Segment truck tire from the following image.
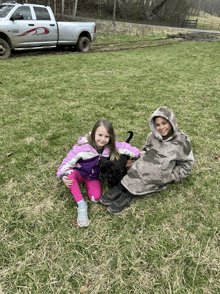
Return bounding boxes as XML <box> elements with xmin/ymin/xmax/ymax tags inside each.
<box><xmin>77</xmin><ymin>36</ymin><xmax>90</xmax><ymax>53</ymax></box>
<box><xmin>0</xmin><ymin>39</ymin><xmax>11</xmax><ymax>59</ymax></box>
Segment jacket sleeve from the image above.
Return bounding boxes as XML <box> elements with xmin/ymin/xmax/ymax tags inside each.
<box><xmin>115</xmin><ymin>141</ymin><xmax>140</xmax><ymax>158</ymax></box>
<box><xmin>171</xmin><ymin>135</ymin><xmax>194</xmax><ymax>182</ymax></box>
<box><xmin>57</xmin><ymin>145</ymin><xmax>82</xmax><ymax>178</ymax></box>
<box><xmin>171</xmin><ymin>152</ymin><xmax>194</xmax><ymax>182</ymax></box>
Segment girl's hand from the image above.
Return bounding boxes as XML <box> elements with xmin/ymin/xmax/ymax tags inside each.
<box><xmin>62</xmin><ymin>176</ymin><xmax>74</xmax><ymax>187</ymax></box>
<box><xmin>140</xmin><ymin>151</ymin><xmax>146</xmax><ymax>157</ymax></box>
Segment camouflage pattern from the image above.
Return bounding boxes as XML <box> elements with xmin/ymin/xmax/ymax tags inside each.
<box><xmin>121</xmin><ymin>107</ymin><xmax>194</xmax><ymax>195</ymax></box>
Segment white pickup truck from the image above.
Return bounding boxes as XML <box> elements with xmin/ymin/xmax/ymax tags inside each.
<box><xmin>0</xmin><ymin>1</ymin><xmax>96</xmax><ymax>58</ymax></box>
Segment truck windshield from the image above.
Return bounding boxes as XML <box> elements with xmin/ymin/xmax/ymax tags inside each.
<box><xmin>0</xmin><ymin>5</ymin><xmax>14</xmax><ymax>18</ymax></box>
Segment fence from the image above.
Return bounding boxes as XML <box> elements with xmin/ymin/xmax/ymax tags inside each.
<box><xmin>182</xmin><ymin>18</ymin><xmax>220</xmax><ymax>31</ymax></box>
<box><xmin>199</xmin><ymin>20</ymin><xmax>220</xmax><ymax>30</ymax></box>
<box><xmin>183</xmin><ymin>19</ymin><xmax>198</xmax><ymax>28</ymax></box>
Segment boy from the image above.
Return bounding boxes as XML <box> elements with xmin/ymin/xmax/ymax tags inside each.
<box><xmin>100</xmin><ymin>106</ymin><xmax>194</xmax><ymax>215</ymax></box>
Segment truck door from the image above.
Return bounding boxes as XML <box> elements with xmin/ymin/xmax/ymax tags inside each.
<box><xmin>33</xmin><ymin>6</ymin><xmax>57</xmax><ymax>46</ymax></box>
<box><xmin>10</xmin><ymin>6</ymin><xmax>38</xmax><ymax>47</ymax></box>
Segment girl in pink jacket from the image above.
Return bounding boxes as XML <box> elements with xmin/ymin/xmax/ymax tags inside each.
<box><xmin>57</xmin><ymin>119</ymin><xmax>140</xmax><ymax>227</ymax></box>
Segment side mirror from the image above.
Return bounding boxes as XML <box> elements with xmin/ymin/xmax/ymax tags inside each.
<box><xmin>10</xmin><ymin>13</ymin><xmax>24</xmax><ymax>21</ymax></box>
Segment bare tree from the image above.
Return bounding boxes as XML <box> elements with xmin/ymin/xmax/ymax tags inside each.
<box><xmin>113</xmin><ymin>0</ymin><xmax>116</xmax><ymax>26</ymax></box>
<box><xmin>151</xmin><ymin>0</ymin><xmax>170</xmax><ymax>16</ymax></box>
<box><xmin>62</xmin><ymin>0</ymin><xmax>64</xmax><ymax>15</ymax></box>
<box><xmin>54</xmin><ymin>0</ymin><xmax>56</xmax><ymax>15</ymax></box>
<box><xmin>73</xmin><ymin>0</ymin><xmax>78</xmax><ymax>18</ymax></box>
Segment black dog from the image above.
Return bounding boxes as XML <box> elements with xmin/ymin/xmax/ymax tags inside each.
<box><xmin>98</xmin><ymin>131</ymin><xmax>134</xmax><ymax>188</ymax></box>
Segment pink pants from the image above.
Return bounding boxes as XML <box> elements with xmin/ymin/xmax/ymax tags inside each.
<box><xmin>66</xmin><ymin>169</ymin><xmax>101</xmax><ymax>203</ymax></box>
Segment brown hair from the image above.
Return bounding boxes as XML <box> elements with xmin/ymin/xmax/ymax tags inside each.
<box><xmin>88</xmin><ymin>119</ymin><xmax>119</xmax><ymax>160</ymax></box>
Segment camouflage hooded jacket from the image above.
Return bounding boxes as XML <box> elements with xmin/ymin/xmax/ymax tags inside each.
<box><xmin>121</xmin><ymin>107</ymin><xmax>194</xmax><ymax>195</ymax></box>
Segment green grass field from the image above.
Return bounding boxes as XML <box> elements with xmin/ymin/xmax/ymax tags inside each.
<box><xmin>1</xmin><ymin>30</ymin><xmax>220</xmax><ymax>293</ymax></box>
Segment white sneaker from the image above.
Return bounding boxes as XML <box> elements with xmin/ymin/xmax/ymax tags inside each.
<box><xmin>91</xmin><ymin>196</ymin><xmax>99</xmax><ymax>203</ymax></box>
<box><xmin>77</xmin><ymin>205</ymin><xmax>90</xmax><ymax>227</ymax></box>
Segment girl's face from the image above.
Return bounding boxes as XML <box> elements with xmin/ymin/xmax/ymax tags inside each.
<box><xmin>95</xmin><ymin>125</ymin><xmax>110</xmax><ymax>148</ymax></box>
<box><xmin>155</xmin><ymin>117</ymin><xmax>172</xmax><ymax>139</ymax></box>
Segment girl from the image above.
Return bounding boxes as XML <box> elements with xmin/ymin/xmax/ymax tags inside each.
<box><xmin>100</xmin><ymin>107</ymin><xmax>194</xmax><ymax>215</ymax></box>
<box><xmin>57</xmin><ymin>119</ymin><xmax>140</xmax><ymax>227</ymax></box>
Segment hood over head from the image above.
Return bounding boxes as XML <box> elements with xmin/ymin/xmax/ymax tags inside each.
<box><xmin>149</xmin><ymin>106</ymin><xmax>180</xmax><ymax>141</ymax></box>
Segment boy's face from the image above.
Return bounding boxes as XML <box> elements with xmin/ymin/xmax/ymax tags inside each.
<box><xmin>155</xmin><ymin>117</ymin><xmax>172</xmax><ymax>139</ymax></box>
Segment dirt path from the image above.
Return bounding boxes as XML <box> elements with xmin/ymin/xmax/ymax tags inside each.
<box><xmin>10</xmin><ymin>32</ymin><xmax>219</xmax><ymax>59</ymax></box>
<box><xmin>91</xmin><ymin>32</ymin><xmax>219</xmax><ymax>52</ymax></box>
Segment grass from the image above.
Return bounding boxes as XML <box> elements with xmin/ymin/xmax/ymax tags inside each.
<box><xmin>189</xmin><ymin>11</ymin><xmax>220</xmax><ymax>31</ymax></box>
<box><xmin>0</xmin><ymin>28</ymin><xmax>220</xmax><ymax>293</ymax></box>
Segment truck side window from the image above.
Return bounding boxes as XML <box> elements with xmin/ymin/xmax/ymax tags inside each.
<box><xmin>34</xmin><ymin>7</ymin><xmax>51</xmax><ymax>20</ymax></box>
<box><xmin>12</xmin><ymin>6</ymin><xmax>32</xmax><ymax>20</ymax></box>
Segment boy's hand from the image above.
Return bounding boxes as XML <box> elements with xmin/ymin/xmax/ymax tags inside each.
<box><xmin>126</xmin><ymin>159</ymin><xmax>134</xmax><ymax>168</ymax></box>
<box><xmin>62</xmin><ymin>176</ymin><xmax>74</xmax><ymax>187</ymax></box>
<box><xmin>140</xmin><ymin>151</ymin><xmax>146</xmax><ymax>157</ymax></box>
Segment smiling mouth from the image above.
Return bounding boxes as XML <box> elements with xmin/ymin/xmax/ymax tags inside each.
<box><xmin>160</xmin><ymin>130</ymin><xmax>167</xmax><ymax>135</ymax></box>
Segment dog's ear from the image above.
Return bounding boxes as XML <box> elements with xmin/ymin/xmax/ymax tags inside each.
<box><xmin>101</xmin><ymin>159</ymin><xmax>110</xmax><ymax>166</ymax></box>
<box><xmin>102</xmin><ymin>163</ymin><xmax>111</xmax><ymax>172</ymax></box>
<box><xmin>99</xmin><ymin>159</ymin><xmax>110</xmax><ymax>169</ymax></box>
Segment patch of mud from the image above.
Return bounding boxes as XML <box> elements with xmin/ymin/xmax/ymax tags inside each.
<box><xmin>10</xmin><ymin>30</ymin><xmax>219</xmax><ymax>59</ymax></box>
<box><xmin>167</xmin><ymin>32</ymin><xmax>219</xmax><ymax>42</ymax></box>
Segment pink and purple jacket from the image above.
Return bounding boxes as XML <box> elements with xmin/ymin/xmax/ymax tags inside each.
<box><xmin>57</xmin><ymin>134</ymin><xmax>140</xmax><ymax>181</ymax></box>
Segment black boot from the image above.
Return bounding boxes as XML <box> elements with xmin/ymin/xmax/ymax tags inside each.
<box><xmin>107</xmin><ymin>191</ymin><xmax>135</xmax><ymax>215</ymax></box>
<box><xmin>99</xmin><ymin>185</ymin><xmax>123</xmax><ymax>206</ymax></box>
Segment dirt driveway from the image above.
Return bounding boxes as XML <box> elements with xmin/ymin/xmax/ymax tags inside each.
<box><xmin>10</xmin><ymin>18</ymin><xmax>220</xmax><ymax>58</ymax></box>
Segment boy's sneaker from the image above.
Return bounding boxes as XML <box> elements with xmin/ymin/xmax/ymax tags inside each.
<box><xmin>107</xmin><ymin>192</ymin><xmax>134</xmax><ymax>215</ymax></box>
<box><xmin>77</xmin><ymin>204</ymin><xmax>90</xmax><ymax>227</ymax></box>
<box><xmin>99</xmin><ymin>186</ymin><xmax>122</xmax><ymax>206</ymax></box>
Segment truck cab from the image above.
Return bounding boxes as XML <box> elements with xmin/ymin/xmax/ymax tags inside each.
<box><xmin>0</xmin><ymin>3</ymin><xmax>58</xmax><ymax>47</ymax></box>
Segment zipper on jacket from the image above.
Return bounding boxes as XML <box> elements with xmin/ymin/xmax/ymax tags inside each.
<box><xmin>88</xmin><ymin>168</ymin><xmax>95</xmax><ymax>179</ymax></box>
<box><xmin>96</xmin><ymin>154</ymin><xmax>102</xmax><ymax>165</ymax></box>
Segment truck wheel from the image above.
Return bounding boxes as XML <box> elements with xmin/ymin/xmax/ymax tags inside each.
<box><xmin>0</xmin><ymin>39</ymin><xmax>11</xmax><ymax>59</ymax></box>
<box><xmin>77</xmin><ymin>36</ymin><xmax>90</xmax><ymax>53</ymax></box>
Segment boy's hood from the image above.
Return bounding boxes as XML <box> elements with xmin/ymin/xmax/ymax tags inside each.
<box><xmin>149</xmin><ymin>106</ymin><xmax>180</xmax><ymax>141</ymax></box>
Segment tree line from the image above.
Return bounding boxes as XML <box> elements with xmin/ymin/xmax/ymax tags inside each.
<box><xmin>11</xmin><ymin>0</ymin><xmax>220</xmax><ymax>26</ymax></box>
<box><xmin>198</xmin><ymin>0</ymin><xmax>220</xmax><ymax>17</ymax></box>
<box><xmin>47</xmin><ymin>0</ymin><xmax>194</xmax><ymax>26</ymax></box>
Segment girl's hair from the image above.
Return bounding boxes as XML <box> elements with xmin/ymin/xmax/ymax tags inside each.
<box><xmin>88</xmin><ymin>119</ymin><xmax>119</xmax><ymax>160</ymax></box>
